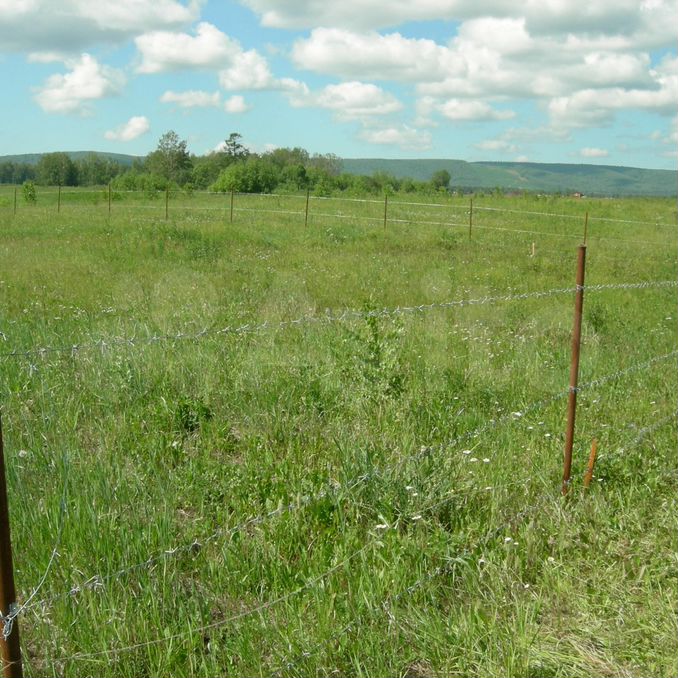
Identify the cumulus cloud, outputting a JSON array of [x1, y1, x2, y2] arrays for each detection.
[[579, 147, 609, 158], [289, 81, 402, 120], [292, 28, 463, 82], [359, 125, 432, 151], [160, 90, 221, 107], [474, 139, 518, 153], [224, 95, 251, 113], [437, 99, 515, 121], [241, 0, 676, 46], [136, 22, 240, 73], [34, 53, 125, 114], [0, 0, 198, 53], [104, 116, 150, 141], [548, 55, 678, 129]]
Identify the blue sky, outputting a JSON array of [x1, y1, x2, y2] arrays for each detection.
[[0, 0, 676, 169]]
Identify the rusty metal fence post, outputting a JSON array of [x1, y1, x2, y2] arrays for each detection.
[[165, 186, 169, 220], [57, 184, 61, 214], [305, 188, 310, 228], [13, 188, 17, 217], [383, 194, 388, 230], [562, 244, 587, 495], [108, 182, 112, 217], [0, 415, 23, 677], [230, 190, 234, 223]]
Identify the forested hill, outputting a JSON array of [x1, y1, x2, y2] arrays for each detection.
[[341, 159, 677, 197], [0, 151, 138, 166]]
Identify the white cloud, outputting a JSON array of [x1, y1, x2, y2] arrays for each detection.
[[241, 0, 677, 46], [218, 49, 275, 89], [218, 50, 306, 92], [224, 95, 251, 113], [104, 115, 150, 141], [579, 147, 609, 158], [240, 0, 509, 31], [290, 81, 402, 121], [0, 0, 198, 53], [437, 99, 514, 121], [292, 28, 463, 82], [136, 22, 240, 73], [34, 53, 125, 114], [475, 139, 517, 153], [160, 90, 221, 107], [359, 125, 432, 151]]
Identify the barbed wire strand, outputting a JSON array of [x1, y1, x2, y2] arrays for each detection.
[[2, 280, 676, 361], [57, 480, 529, 663]]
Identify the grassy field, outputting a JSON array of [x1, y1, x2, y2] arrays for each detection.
[[0, 187, 676, 677]]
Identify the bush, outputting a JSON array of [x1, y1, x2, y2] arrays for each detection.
[[22, 180, 37, 204]]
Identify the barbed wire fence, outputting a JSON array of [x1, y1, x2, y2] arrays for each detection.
[[4, 187, 676, 248]]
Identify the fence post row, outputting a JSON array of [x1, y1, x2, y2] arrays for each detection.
[[562, 244, 587, 495], [0, 415, 23, 677]]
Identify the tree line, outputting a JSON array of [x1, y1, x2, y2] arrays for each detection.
[[0, 131, 453, 196]]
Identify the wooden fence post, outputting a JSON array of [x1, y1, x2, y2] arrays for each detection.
[[562, 244, 587, 495], [0, 414, 23, 677]]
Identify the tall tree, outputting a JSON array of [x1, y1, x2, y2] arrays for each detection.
[[36, 152, 78, 186], [145, 131, 192, 185], [222, 132, 249, 160]]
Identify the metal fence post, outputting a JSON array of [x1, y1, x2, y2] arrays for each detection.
[[230, 190, 234, 223], [57, 184, 61, 214], [304, 188, 310, 228], [165, 186, 169, 220], [108, 183, 112, 217], [13, 189, 16, 217], [383, 194, 388, 230], [562, 244, 587, 495], [0, 415, 23, 678]]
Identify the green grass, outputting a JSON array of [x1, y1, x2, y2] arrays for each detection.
[[0, 189, 676, 677]]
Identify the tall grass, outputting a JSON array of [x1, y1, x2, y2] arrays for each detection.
[[0, 190, 676, 677]]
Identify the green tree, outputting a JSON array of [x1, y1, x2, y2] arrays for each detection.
[[76, 153, 123, 186], [145, 131, 192, 185], [430, 169, 451, 191], [222, 132, 249, 160], [211, 158, 280, 193], [36, 152, 78, 186]]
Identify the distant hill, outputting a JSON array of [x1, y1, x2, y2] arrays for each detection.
[[0, 152, 140, 166], [341, 159, 677, 197]]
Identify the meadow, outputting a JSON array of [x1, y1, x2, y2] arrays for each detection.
[[0, 186, 676, 677]]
